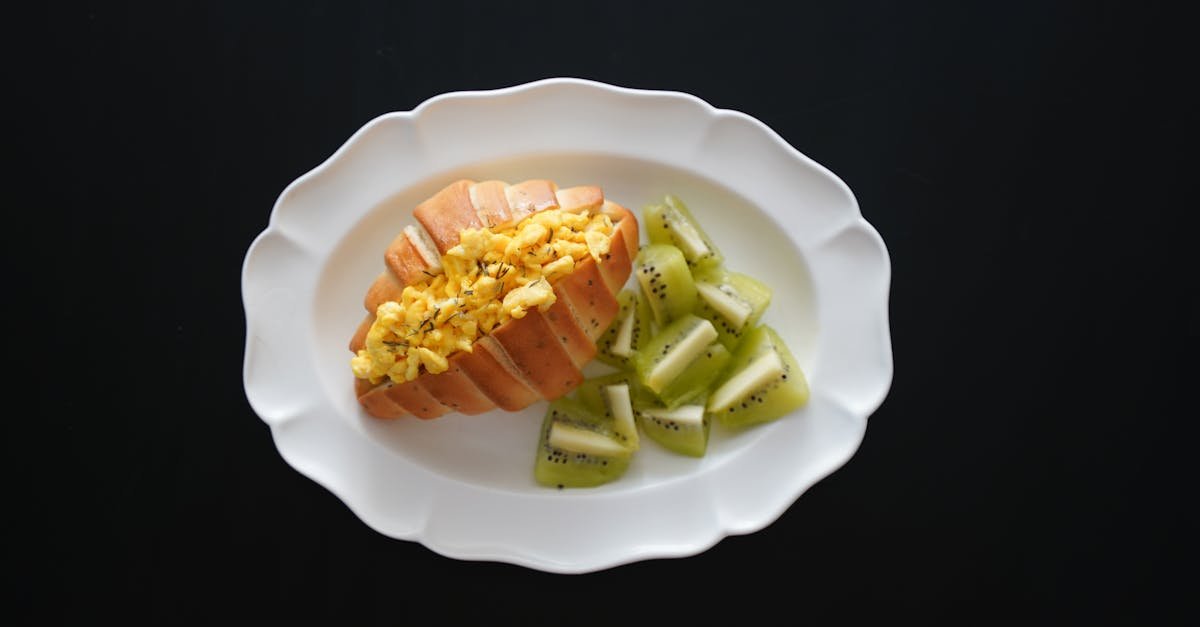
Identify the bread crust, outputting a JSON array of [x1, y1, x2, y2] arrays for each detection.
[[364, 271, 405, 314], [414, 179, 483, 254], [554, 257, 620, 342], [541, 289, 598, 368], [469, 180, 513, 229], [350, 313, 374, 353], [384, 226, 439, 288], [487, 308, 583, 401], [505, 179, 559, 222], [415, 352, 497, 416], [595, 203, 637, 295], [554, 185, 604, 213], [455, 336, 543, 411], [383, 378, 451, 420], [356, 379, 408, 418]]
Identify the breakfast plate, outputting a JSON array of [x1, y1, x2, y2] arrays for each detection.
[[241, 77, 892, 573]]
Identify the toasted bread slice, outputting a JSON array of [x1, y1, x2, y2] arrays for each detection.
[[364, 272, 405, 314], [384, 225, 443, 288], [383, 378, 451, 420], [488, 308, 583, 401], [414, 180, 484, 255], [356, 379, 408, 419], [594, 202, 637, 295], [469, 180, 514, 229], [554, 257, 620, 342], [415, 352, 497, 416], [554, 185, 604, 213], [504, 179, 559, 223], [455, 336, 543, 411], [541, 289, 598, 368], [350, 313, 374, 353]]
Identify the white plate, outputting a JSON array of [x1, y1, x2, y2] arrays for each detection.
[[242, 77, 892, 573]]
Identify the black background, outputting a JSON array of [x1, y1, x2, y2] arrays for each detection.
[[13, 1, 1191, 624]]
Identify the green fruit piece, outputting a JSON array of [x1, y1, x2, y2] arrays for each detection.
[[575, 370, 651, 412], [655, 342, 731, 409], [644, 195, 723, 272], [634, 314, 718, 394], [636, 403, 710, 457], [693, 270, 773, 351], [534, 397, 633, 488], [635, 243, 697, 327], [595, 288, 654, 369], [601, 383, 639, 450], [706, 325, 809, 428]]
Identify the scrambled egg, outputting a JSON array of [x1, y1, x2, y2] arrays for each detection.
[[351, 209, 614, 383]]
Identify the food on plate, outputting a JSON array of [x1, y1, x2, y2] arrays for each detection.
[[644, 195, 723, 272], [534, 397, 633, 488], [634, 243, 697, 327], [650, 341, 731, 410], [349, 179, 638, 419], [692, 270, 772, 351], [638, 404, 710, 457], [706, 324, 809, 428], [633, 314, 719, 395], [594, 288, 653, 369], [538, 194, 810, 487]]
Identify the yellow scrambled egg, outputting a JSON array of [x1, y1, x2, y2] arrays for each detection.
[[351, 209, 614, 383]]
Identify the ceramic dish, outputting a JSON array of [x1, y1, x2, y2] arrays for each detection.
[[241, 77, 892, 573]]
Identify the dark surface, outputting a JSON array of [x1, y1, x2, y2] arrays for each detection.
[[14, 1, 1189, 623]]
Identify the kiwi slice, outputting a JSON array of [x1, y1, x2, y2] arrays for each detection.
[[601, 383, 640, 450], [644, 195, 724, 272], [595, 288, 654, 369], [633, 314, 718, 394], [693, 270, 773, 351], [655, 342, 731, 409], [574, 373, 642, 450], [635, 243, 697, 328], [575, 370, 649, 408], [534, 397, 633, 488], [706, 325, 809, 428], [636, 403, 709, 457]]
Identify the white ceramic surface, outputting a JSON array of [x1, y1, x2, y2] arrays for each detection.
[[241, 77, 893, 573]]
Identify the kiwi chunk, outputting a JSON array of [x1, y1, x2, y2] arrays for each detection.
[[655, 342, 731, 409], [637, 403, 709, 457], [635, 243, 697, 327], [694, 270, 773, 351], [595, 288, 653, 369], [602, 384, 639, 450], [534, 397, 632, 488], [644, 195, 723, 272], [575, 370, 651, 411], [548, 422, 630, 457], [707, 325, 809, 428], [634, 314, 718, 394]]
